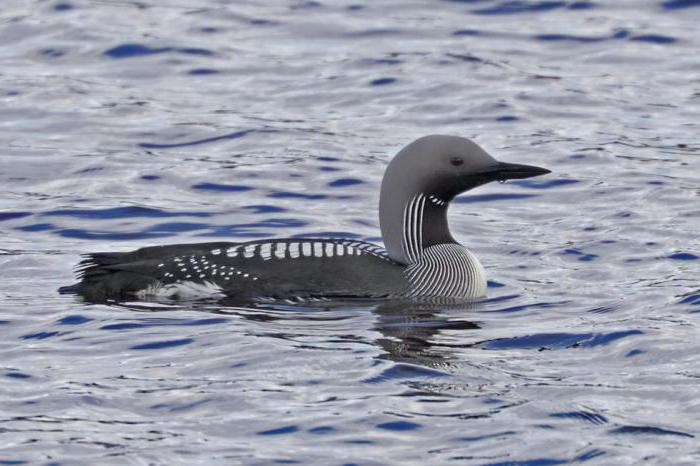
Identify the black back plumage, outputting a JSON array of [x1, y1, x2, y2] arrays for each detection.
[[63, 239, 407, 303]]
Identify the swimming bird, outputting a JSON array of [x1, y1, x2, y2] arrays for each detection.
[[60, 135, 550, 303]]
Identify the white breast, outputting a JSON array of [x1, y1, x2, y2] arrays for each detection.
[[403, 244, 487, 299]]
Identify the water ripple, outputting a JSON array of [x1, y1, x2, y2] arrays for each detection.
[[480, 330, 642, 350], [130, 338, 194, 350], [550, 410, 608, 424], [41, 207, 212, 219], [2, 0, 699, 463], [661, 0, 700, 10], [610, 425, 694, 438], [139, 129, 258, 149], [103, 43, 215, 59]]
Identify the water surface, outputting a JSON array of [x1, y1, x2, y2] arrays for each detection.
[[1, 1, 699, 464]]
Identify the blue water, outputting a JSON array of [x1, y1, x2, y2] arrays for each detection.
[[1, 1, 699, 464]]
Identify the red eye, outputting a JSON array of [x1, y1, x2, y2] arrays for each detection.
[[450, 157, 464, 167]]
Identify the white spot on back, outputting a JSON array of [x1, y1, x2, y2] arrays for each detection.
[[260, 243, 272, 260], [275, 242, 287, 259], [244, 244, 256, 258], [227, 246, 240, 258], [325, 243, 334, 257], [211, 248, 221, 255], [313, 242, 323, 257], [289, 242, 300, 258], [302, 243, 312, 257]]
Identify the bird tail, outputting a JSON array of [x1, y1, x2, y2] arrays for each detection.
[[75, 252, 127, 280], [58, 252, 129, 296]]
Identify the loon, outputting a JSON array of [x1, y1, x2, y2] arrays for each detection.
[[60, 135, 550, 303]]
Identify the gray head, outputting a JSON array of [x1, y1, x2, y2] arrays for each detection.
[[379, 135, 550, 264]]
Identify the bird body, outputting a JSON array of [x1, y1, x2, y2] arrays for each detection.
[[61, 135, 549, 303], [72, 239, 406, 302]]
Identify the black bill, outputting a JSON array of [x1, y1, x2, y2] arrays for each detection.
[[488, 161, 551, 181]]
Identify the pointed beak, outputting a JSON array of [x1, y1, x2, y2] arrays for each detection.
[[488, 161, 551, 181], [447, 159, 552, 199]]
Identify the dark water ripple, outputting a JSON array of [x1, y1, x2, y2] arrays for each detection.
[[610, 425, 694, 438], [1, 0, 699, 464], [550, 410, 608, 424], [139, 129, 259, 149], [661, 0, 700, 10], [479, 329, 643, 350], [103, 43, 216, 59]]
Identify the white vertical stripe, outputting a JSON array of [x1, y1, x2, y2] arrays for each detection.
[[457, 248, 470, 296], [466, 252, 477, 297], [464, 249, 477, 295], [404, 244, 486, 298], [410, 198, 417, 261], [416, 194, 425, 258], [274, 242, 287, 259], [411, 255, 436, 296], [402, 194, 427, 264], [426, 257, 442, 296], [444, 247, 462, 297], [439, 247, 455, 296], [260, 243, 272, 260], [408, 261, 431, 296], [414, 195, 423, 260], [402, 200, 411, 261], [410, 195, 420, 262], [288, 242, 300, 258], [244, 244, 256, 258], [302, 243, 312, 257], [433, 249, 450, 296], [406, 196, 414, 262]]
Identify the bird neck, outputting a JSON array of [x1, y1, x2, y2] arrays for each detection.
[[380, 192, 456, 265]]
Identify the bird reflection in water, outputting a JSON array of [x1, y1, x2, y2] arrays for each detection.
[[116, 296, 482, 369], [371, 299, 480, 368]]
